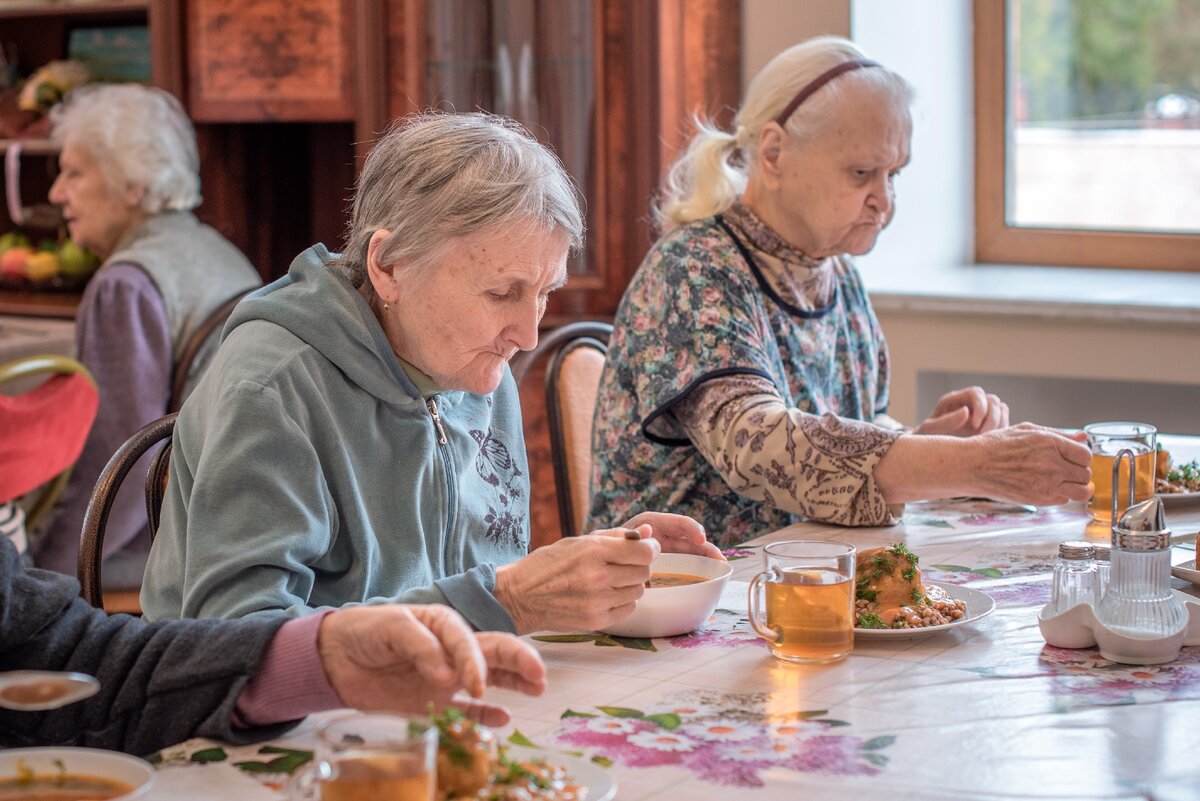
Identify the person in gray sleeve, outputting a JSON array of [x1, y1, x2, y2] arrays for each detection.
[[0, 538, 545, 755]]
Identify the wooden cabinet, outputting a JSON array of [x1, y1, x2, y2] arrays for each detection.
[[1, 1, 740, 312], [387, 0, 741, 319]]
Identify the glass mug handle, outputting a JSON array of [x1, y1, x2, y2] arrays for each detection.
[[747, 568, 782, 645], [288, 759, 330, 801]]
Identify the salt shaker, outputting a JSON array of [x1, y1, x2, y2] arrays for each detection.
[[1051, 541, 1097, 615], [1093, 543, 1111, 599]]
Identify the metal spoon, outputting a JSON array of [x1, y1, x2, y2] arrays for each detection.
[[0, 671, 100, 711]]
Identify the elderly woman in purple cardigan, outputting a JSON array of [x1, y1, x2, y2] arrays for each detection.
[[33, 84, 260, 583]]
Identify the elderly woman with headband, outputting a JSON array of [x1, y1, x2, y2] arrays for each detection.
[[141, 112, 719, 630], [588, 36, 1092, 547], [33, 84, 260, 581]]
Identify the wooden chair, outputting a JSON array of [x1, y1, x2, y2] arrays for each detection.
[[78, 412, 177, 609], [512, 321, 612, 540], [0, 354, 99, 531], [167, 288, 253, 413]]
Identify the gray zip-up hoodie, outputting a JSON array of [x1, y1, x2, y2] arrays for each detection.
[[141, 245, 528, 631]]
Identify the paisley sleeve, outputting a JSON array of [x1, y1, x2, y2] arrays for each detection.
[[672, 374, 904, 526]]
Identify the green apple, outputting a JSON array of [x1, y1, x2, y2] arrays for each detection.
[[58, 239, 99, 279]]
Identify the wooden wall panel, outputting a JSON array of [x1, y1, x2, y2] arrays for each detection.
[[187, 0, 354, 122]]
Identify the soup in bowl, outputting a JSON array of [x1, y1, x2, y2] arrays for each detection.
[[600, 553, 733, 639], [0, 748, 154, 801]]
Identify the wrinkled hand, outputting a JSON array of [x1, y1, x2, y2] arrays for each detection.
[[622, 511, 725, 560], [318, 605, 546, 728], [971, 423, 1091, 506], [493, 528, 661, 635], [914, 386, 1009, 436]]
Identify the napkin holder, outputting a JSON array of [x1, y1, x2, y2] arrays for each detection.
[[1038, 598, 1200, 664]]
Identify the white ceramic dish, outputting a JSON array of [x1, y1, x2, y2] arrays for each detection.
[[853, 582, 996, 641], [1161, 490, 1200, 506], [506, 746, 615, 801], [598, 553, 733, 639], [0, 671, 99, 711], [1171, 559, 1200, 585], [0, 747, 155, 800], [1038, 592, 1200, 664]]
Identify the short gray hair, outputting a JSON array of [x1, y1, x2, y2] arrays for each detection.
[[50, 83, 201, 214], [656, 36, 914, 231], [337, 112, 584, 292]]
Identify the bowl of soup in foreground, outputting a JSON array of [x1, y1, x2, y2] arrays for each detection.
[[0, 747, 155, 800], [599, 553, 733, 639]]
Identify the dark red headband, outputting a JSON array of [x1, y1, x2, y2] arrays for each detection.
[[774, 59, 881, 128]]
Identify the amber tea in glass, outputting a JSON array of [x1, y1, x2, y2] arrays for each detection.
[[1085, 422, 1156, 524], [749, 540, 855, 664], [290, 713, 436, 801]]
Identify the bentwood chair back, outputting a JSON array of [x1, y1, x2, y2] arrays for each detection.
[[0, 354, 99, 531], [512, 321, 612, 540], [78, 412, 177, 609], [167, 288, 253, 413]]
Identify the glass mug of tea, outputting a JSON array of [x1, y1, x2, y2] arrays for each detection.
[[748, 540, 856, 665], [290, 713, 437, 801], [1084, 422, 1157, 524]]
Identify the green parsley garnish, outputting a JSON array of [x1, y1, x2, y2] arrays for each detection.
[[857, 587, 878, 602], [857, 612, 887, 629]]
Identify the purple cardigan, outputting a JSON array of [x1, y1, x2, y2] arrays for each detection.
[[33, 264, 172, 579]]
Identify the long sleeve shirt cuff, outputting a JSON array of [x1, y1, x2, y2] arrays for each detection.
[[435, 565, 517, 633], [232, 610, 342, 728]]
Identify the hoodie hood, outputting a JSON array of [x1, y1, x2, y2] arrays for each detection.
[[224, 244, 424, 406]]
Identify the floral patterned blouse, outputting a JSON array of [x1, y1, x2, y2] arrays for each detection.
[[588, 204, 901, 548]]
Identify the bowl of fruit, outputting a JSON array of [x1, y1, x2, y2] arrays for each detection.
[[0, 231, 101, 291]]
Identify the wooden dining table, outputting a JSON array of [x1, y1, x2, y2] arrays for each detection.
[[149, 439, 1200, 801]]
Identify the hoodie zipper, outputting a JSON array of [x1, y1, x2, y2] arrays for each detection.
[[427, 399, 448, 444], [428, 397, 458, 573]]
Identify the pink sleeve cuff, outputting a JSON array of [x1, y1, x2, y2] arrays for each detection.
[[232, 610, 345, 728]]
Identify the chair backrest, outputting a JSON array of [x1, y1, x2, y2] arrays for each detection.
[[513, 321, 612, 540], [167, 288, 252, 413], [78, 412, 177, 609], [0, 354, 99, 530]]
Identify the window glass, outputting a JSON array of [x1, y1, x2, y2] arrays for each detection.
[[1009, 0, 1200, 234]]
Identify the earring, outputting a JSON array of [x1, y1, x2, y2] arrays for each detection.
[[383, 302, 390, 311]]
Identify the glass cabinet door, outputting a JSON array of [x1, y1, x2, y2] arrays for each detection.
[[424, 0, 598, 279]]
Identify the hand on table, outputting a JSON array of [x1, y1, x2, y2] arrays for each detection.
[[914, 386, 1009, 436], [493, 526, 661, 635], [622, 511, 725, 560], [317, 604, 546, 727], [971, 423, 1091, 506]]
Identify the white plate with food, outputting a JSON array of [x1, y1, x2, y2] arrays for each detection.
[[1160, 490, 1200, 506], [1171, 559, 1200, 586], [502, 746, 616, 801], [854, 582, 996, 641]]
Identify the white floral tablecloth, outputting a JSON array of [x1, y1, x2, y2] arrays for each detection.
[[153, 495, 1200, 801]]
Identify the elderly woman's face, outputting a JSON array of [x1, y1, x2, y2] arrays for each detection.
[[49, 143, 145, 259], [377, 226, 569, 394], [765, 89, 911, 260]]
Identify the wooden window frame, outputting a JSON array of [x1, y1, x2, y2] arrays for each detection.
[[973, 0, 1199, 272]]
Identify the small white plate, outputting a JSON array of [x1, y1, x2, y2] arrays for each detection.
[[505, 746, 616, 801], [1171, 559, 1200, 586], [854, 582, 996, 641]]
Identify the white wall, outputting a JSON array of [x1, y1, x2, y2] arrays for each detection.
[[741, 0, 849, 91], [851, 0, 974, 270]]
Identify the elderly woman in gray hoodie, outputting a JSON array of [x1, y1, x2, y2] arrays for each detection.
[[142, 112, 720, 632]]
